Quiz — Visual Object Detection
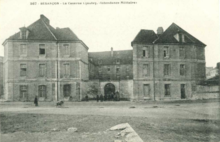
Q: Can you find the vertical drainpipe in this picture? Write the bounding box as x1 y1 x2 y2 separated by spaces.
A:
56 41 59 101
153 43 155 101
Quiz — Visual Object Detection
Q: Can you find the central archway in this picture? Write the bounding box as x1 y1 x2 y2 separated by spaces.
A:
104 83 115 100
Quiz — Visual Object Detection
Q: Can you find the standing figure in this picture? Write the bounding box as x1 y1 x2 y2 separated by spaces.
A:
100 94 103 102
85 94 89 101
34 96 38 106
96 94 100 102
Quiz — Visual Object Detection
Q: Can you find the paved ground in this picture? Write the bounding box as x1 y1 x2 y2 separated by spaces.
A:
0 99 220 142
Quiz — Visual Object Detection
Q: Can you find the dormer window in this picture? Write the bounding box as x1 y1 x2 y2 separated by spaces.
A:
174 33 185 43
19 27 29 39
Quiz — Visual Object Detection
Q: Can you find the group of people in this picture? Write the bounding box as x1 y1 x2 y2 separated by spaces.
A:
85 91 120 102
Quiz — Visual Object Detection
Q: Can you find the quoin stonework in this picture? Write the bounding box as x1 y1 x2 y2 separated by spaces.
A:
2 15 207 101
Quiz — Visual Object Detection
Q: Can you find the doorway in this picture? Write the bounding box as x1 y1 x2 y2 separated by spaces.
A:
181 84 186 99
143 84 150 97
104 83 115 101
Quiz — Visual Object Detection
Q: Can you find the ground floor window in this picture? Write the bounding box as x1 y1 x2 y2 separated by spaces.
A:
63 84 71 97
38 85 46 98
164 84 171 96
20 85 28 100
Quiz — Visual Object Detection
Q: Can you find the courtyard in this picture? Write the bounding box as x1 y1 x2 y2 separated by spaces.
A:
0 99 220 142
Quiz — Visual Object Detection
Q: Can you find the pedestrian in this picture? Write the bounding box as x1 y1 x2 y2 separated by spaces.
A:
96 94 100 102
34 96 38 106
100 94 103 102
85 94 89 101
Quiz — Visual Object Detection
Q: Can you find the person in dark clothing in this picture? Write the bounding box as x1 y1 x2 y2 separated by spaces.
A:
96 94 100 102
104 94 107 101
85 94 89 101
34 96 38 106
100 94 103 102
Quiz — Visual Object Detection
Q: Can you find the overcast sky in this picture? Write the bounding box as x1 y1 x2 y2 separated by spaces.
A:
0 0 219 67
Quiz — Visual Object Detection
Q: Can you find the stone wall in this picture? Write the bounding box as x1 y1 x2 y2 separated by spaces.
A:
192 85 219 99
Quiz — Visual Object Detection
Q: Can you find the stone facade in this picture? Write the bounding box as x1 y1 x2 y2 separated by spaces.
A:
132 23 206 100
3 15 88 101
2 15 207 101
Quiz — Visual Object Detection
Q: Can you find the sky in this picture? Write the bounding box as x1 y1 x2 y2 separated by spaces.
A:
0 0 219 67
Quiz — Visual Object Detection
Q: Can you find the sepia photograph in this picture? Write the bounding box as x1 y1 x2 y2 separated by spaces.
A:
0 0 219 142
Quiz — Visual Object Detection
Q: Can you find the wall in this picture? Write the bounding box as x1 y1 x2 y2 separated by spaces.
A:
192 85 219 99
0 57 3 98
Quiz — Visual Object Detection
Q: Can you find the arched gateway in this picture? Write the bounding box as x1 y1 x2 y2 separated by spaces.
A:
104 83 115 97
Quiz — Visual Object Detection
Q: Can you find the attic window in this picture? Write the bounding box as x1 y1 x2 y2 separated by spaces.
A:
174 33 185 43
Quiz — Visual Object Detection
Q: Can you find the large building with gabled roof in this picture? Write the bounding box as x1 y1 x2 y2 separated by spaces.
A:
2 15 206 101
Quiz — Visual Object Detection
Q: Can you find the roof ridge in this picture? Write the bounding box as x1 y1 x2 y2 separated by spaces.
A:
41 20 57 40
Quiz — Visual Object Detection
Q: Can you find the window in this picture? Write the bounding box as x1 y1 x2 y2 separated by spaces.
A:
116 67 120 73
38 85 46 98
20 85 27 99
20 64 27 77
21 32 26 39
143 64 149 77
164 64 171 76
63 84 71 97
39 64 46 77
63 44 70 55
126 66 129 72
64 63 70 76
143 47 149 58
163 46 169 58
180 64 186 76
179 47 185 58
164 84 171 96
116 58 120 64
20 44 27 56
39 44 45 55
108 67 110 72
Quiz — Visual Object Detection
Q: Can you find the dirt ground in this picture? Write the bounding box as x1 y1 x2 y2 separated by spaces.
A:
0 99 220 142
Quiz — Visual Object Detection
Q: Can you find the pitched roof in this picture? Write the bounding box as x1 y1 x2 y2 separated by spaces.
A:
7 15 80 41
131 30 158 45
89 50 133 65
155 23 206 47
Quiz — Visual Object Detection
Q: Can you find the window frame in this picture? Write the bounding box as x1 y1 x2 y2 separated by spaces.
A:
39 44 46 56
63 44 70 56
164 64 171 76
63 62 70 77
20 64 27 77
39 63 46 77
180 64 186 76
163 46 169 58
164 84 171 96
20 44 27 56
38 85 47 98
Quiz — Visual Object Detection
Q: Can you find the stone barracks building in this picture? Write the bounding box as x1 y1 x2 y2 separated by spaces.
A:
2 15 206 101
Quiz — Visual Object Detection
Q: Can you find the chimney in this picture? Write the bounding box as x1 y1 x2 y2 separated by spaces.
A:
157 27 163 35
40 14 50 25
111 47 113 57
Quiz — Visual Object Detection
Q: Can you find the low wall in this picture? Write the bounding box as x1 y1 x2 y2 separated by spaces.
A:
192 85 219 99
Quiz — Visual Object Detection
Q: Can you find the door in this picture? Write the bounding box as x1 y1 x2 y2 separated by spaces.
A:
181 84 186 99
143 84 150 98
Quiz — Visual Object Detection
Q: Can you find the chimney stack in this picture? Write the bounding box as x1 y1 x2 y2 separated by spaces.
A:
111 47 113 57
40 14 50 25
157 27 163 35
